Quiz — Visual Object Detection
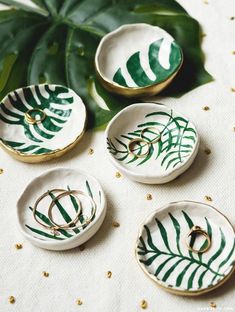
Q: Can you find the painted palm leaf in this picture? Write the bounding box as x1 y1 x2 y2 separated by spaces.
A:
0 84 73 154
25 181 96 241
137 210 235 291
113 39 182 88
107 109 197 170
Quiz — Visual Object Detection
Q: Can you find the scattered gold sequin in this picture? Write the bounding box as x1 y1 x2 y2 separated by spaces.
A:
230 16 235 20
115 171 121 178
112 221 120 228
88 148 94 155
146 194 152 200
15 243 23 250
79 244 86 251
107 271 112 278
210 302 217 309
203 106 210 111
43 271 49 277
76 299 83 306
8 296 15 304
205 195 213 202
204 148 211 155
233 127 235 132
201 33 207 38
0 168 3 174
203 0 208 4
231 87 235 92
232 51 235 55
141 300 148 309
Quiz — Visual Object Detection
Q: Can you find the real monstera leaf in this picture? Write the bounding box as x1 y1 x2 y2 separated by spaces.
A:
0 0 213 129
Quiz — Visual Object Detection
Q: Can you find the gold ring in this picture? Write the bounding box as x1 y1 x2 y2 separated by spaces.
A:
32 189 82 235
48 190 96 230
186 225 211 254
128 138 150 158
140 127 161 144
24 108 46 125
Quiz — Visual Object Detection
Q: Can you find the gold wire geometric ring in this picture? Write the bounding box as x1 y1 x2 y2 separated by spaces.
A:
186 225 211 254
140 126 161 144
128 138 150 158
24 108 46 125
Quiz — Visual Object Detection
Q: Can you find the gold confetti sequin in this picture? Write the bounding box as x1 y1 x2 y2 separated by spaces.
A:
146 194 152 200
232 51 235 55
201 33 207 38
204 148 211 155
112 221 120 228
88 148 94 155
115 171 121 178
76 299 83 306
0 168 3 174
141 300 148 309
231 87 235 92
8 296 15 304
203 0 208 4
203 106 210 111
210 302 217 308
233 127 235 132
43 271 49 277
230 16 235 20
15 243 23 250
205 195 213 202
107 271 112 279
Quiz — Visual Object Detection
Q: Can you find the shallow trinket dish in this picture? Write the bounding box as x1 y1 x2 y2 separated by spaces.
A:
0 84 86 163
95 23 183 97
135 201 235 296
105 103 199 184
17 168 106 251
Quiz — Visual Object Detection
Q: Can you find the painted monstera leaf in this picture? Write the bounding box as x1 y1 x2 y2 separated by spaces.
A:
0 0 212 129
113 38 182 88
137 209 235 292
107 110 198 169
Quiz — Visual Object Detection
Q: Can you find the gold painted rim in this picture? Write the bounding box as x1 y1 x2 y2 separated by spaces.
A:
134 200 235 296
0 84 87 163
95 24 184 97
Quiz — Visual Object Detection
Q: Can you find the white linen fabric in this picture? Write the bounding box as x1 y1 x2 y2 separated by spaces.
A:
0 0 235 311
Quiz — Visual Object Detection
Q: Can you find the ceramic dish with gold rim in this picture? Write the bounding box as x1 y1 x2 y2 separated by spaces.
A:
17 168 106 251
0 84 86 163
105 103 199 184
135 201 235 296
95 23 183 97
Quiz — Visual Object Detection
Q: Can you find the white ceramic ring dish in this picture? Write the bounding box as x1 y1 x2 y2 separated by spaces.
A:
95 23 183 97
105 103 199 184
135 201 235 296
17 168 106 251
0 84 86 163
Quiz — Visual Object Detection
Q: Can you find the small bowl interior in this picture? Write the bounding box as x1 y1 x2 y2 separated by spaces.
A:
0 84 86 155
96 23 182 88
106 103 199 179
17 168 105 243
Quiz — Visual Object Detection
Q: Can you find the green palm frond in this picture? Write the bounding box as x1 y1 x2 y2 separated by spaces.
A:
107 110 197 170
0 84 73 154
137 210 235 291
113 39 182 88
25 181 96 240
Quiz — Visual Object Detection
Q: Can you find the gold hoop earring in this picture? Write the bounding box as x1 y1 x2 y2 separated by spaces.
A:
186 225 211 254
25 108 46 125
128 138 150 158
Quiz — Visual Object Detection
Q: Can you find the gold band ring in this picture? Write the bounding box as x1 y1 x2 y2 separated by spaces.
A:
48 190 97 230
32 189 82 234
25 108 46 125
140 127 161 144
186 225 211 254
128 138 150 158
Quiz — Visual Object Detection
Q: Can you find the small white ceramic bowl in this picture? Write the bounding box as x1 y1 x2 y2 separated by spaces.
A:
95 23 183 97
17 168 106 251
105 103 199 184
135 201 235 295
0 84 86 163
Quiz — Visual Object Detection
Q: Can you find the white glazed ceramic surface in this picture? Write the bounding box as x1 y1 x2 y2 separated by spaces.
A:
105 103 199 184
95 23 182 90
0 84 86 160
17 168 106 251
136 201 235 295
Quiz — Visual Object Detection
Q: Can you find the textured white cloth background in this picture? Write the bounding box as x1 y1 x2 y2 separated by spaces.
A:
0 0 235 311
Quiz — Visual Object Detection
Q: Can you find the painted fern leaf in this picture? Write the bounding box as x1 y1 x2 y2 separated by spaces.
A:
137 211 235 291
113 39 182 88
107 110 197 170
0 84 73 154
